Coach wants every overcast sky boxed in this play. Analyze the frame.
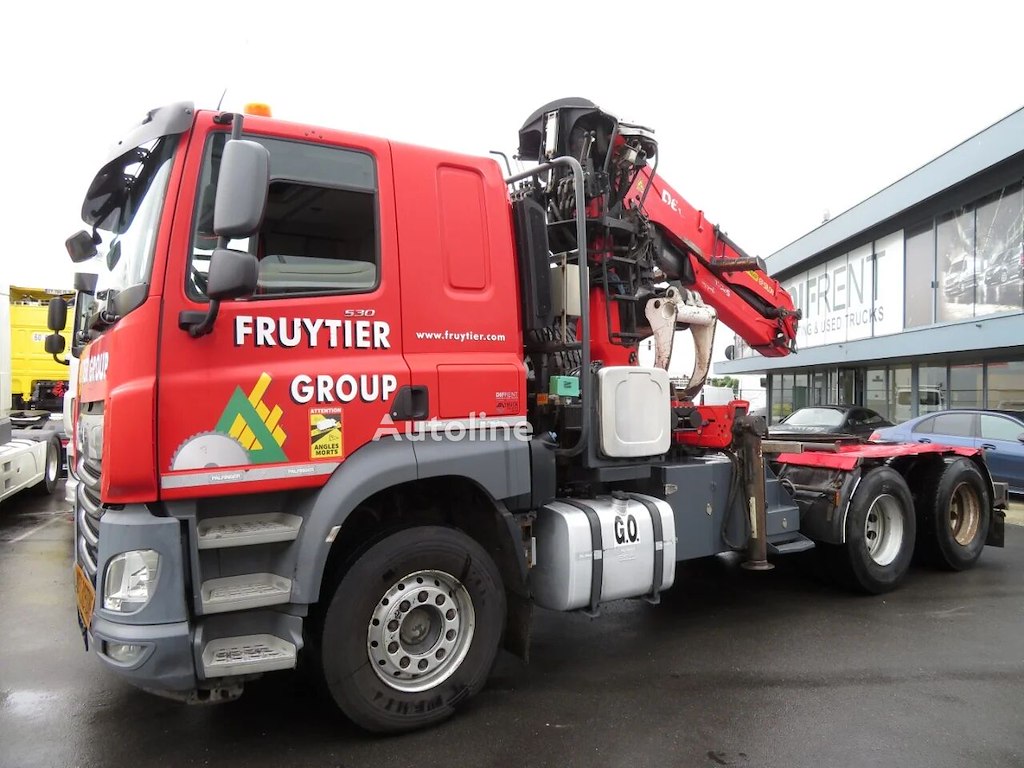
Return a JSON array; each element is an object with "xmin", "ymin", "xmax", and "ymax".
[{"xmin": 2, "ymin": 0, "xmax": 1021, "ymax": 391}]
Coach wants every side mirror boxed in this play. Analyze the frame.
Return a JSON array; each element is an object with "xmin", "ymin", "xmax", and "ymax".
[
  {"xmin": 65, "ymin": 230, "xmax": 99, "ymax": 263},
  {"xmin": 206, "ymin": 248, "xmax": 258, "ymax": 300},
  {"xmin": 213, "ymin": 139, "xmax": 271, "ymax": 238},
  {"xmin": 44, "ymin": 333, "xmax": 65, "ymax": 355},
  {"xmin": 47, "ymin": 297, "xmax": 68, "ymax": 331}
]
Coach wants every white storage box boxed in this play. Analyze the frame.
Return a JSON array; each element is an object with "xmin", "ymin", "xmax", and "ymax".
[{"xmin": 597, "ymin": 366, "xmax": 671, "ymax": 457}]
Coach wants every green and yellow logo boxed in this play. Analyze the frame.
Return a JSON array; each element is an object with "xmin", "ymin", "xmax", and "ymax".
[{"xmin": 215, "ymin": 373, "xmax": 288, "ymax": 464}]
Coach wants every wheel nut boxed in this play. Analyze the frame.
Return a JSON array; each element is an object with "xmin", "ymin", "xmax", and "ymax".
[
  {"xmin": 400, "ymin": 657, "xmax": 410, "ymax": 669},
  {"xmin": 418, "ymin": 591, "xmax": 428, "ymax": 603},
  {"xmin": 445, "ymin": 609, "xmax": 456, "ymax": 620},
  {"xmin": 418, "ymin": 659, "xmax": 428, "ymax": 671},
  {"xmin": 388, "ymin": 619, "xmax": 399, "ymax": 632},
  {"xmin": 388, "ymin": 641, "xmax": 399, "ymax": 654}
]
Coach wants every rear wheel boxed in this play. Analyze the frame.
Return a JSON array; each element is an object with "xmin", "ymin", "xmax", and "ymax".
[
  {"xmin": 837, "ymin": 467, "xmax": 916, "ymax": 593},
  {"xmin": 319, "ymin": 526, "xmax": 505, "ymax": 733},
  {"xmin": 32, "ymin": 437, "xmax": 60, "ymax": 496},
  {"xmin": 917, "ymin": 458, "xmax": 990, "ymax": 570}
]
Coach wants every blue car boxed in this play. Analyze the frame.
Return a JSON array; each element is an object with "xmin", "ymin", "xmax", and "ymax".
[{"xmin": 871, "ymin": 409, "xmax": 1024, "ymax": 495}]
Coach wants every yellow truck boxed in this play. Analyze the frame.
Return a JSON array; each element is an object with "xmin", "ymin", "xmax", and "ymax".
[
  {"xmin": 0, "ymin": 285, "xmax": 64, "ymax": 501},
  {"xmin": 10, "ymin": 285, "xmax": 74, "ymax": 411}
]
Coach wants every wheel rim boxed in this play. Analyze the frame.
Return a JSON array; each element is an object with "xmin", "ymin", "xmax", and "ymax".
[
  {"xmin": 864, "ymin": 493, "xmax": 904, "ymax": 566},
  {"xmin": 46, "ymin": 445, "xmax": 58, "ymax": 482},
  {"xmin": 948, "ymin": 482, "xmax": 981, "ymax": 546},
  {"xmin": 367, "ymin": 569, "xmax": 475, "ymax": 693}
]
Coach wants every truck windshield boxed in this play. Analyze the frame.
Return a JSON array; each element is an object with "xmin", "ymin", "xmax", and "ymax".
[{"xmin": 84, "ymin": 136, "xmax": 177, "ymax": 317}]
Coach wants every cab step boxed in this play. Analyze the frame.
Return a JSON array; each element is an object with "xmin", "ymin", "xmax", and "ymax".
[
  {"xmin": 200, "ymin": 573, "xmax": 292, "ymax": 614},
  {"xmin": 201, "ymin": 634, "xmax": 296, "ymax": 677},
  {"xmin": 196, "ymin": 513, "xmax": 302, "ymax": 550}
]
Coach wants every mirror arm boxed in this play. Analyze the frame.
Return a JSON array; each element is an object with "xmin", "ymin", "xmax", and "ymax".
[
  {"xmin": 53, "ymin": 354, "xmax": 70, "ymax": 367},
  {"xmin": 186, "ymin": 300, "xmax": 221, "ymax": 338}
]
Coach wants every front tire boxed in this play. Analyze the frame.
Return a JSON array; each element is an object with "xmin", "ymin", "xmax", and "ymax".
[
  {"xmin": 837, "ymin": 467, "xmax": 916, "ymax": 594},
  {"xmin": 917, "ymin": 458, "xmax": 990, "ymax": 571},
  {"xmin": 320, "ymin": 526, "xmax": 505, "ymax": 733},
  {"xmin": 32, "ymin": 437, "xmax": 60, "ymax": 496}
]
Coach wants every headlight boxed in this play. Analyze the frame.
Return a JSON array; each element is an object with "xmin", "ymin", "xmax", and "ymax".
[{"xmin": 103, "ymin": 550, "xmax": 160, "ymax": 613}]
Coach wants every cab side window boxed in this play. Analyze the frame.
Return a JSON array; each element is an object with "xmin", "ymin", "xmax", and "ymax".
[{"xmin": 188, "ymin": 132, "xmax": 378, "ymax": 299}]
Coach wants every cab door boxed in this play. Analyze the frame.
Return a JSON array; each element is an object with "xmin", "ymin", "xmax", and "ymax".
[
  {"xmin": 155, "ymin": 116, "xmax": 408, "ymax": 499},
  {"xmin": 391, "ymin": 143, "xmax": 525, "ymax": 423}
]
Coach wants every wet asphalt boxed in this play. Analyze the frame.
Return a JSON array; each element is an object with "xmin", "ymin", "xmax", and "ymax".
[{"xmin": 1, "ymin": 484, "xmax": 1023, "ymax": 768}]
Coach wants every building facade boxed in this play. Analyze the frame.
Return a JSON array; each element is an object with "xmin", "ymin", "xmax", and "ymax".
[{"xmin": 717, "ymin": 107, "xmax": 1024, "ymax": 424}]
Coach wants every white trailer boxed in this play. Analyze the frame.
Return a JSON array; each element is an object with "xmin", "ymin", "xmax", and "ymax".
[{"xmin": 0, "ymin": 284, "xmax": 61, "ymax": 503}]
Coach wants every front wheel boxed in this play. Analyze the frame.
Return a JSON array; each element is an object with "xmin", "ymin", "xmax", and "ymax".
[
  {"xmin": 836, "ymin": 467, "xmax": 917, "ymax": 594},
  {"xmin": 32, "ymin": 437, "xmax": 60, "ymax": 496},
  {"xmin": 320, "ymin": 526, "xmax": 505, "ymax": 733}
]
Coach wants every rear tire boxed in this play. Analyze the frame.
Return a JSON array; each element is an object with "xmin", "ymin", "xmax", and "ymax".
[
  {"xmin": 836, "ymin": 467, "xmax": 916, "ymax": 594},
  {"xmin": 917, "ymin": 458, "xmax": 990, "ymax": 571},
  {"xmin": 32, "ymin": 437, "xmax": 60, "ymax": 496},
  {"xmin": 319, "ymin": 526, "xmax": 505, "ymax": 733}
]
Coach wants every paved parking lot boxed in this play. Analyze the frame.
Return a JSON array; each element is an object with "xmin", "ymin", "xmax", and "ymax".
[{"xmin": 2, "ymin": 486, "xmax": 1023, "ymax": 768}]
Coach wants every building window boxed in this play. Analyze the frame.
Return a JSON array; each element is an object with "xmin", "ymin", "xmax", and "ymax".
[
  {"xmin": 866, "ymin": 368, "xmax": 888, "ymax": 420},
  {"xmin": 793, "ymin": 373, "xmax": 810, "ymax": 410},
  {"xmin": 936, "ymin": 207, "xmax": 976, "ymax": 323},
  {"xmin": 770, "ymin": 374, "xmax": 783, "ymax": 423},
  {"xmin": 975, "ymin": 185, "xmax": 1023, "ymax": 316},
  {"xmin": 918, "ymin": 365, "xmax": 947, "ymax": 417},
  {"xmin": 986, "ymin": 360, "xmax": 1024, "ymax": 410},
  {"xmin": 811, "ymin": 371, "xmax": 828, "ymax": 406},
  {"xmin": 891, "ymin": 366, "xmax": 912, "ymax": 422},
  {"xmin": 838, "ymin": 369, "xmax": 859, "ymax": 405},
  {"xmin": 950, "ymin": 364, "xmax": 982, "ymax": 409},
  {"xmin": 771, "ymin": 373, "xmax": 811, "ymax": 422},
  {"xmin": 904, "ymin": 224, "xmax": 934, "ymax": 327}
]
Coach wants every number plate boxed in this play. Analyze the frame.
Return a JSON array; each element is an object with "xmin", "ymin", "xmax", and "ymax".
[{"xmin": 74, "ymin": 563, "xmax": 96, "ymax": 630}]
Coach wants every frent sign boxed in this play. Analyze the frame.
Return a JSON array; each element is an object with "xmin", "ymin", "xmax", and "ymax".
[{"xmin": 781, "ymin": 231, "xmax": 904, "ymax": 349}]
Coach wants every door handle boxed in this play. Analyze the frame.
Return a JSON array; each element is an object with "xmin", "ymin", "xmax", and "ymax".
[
  {"xmin": 917, "ymin": 438, "xmax": 931, "ymax": 443},
  {"xmin": 391, "ymin": 386, "xmax": 429, "ymax": 420},
  {"xmin": 981, "ymin": 443, "xmax": 996, "ymax": 450}
]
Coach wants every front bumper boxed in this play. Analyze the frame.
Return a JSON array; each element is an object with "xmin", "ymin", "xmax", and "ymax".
[
  {"xmin": 90, "ymin": 616, "xmax": 197, "ymax": 691},
  {"xmin": 78, "ymin": 503, "xmax": 201, "ymax": 693}
]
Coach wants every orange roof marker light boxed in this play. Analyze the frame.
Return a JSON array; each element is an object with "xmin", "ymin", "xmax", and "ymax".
[{"xmin": 243, "ymin": 103, "xmax": 272, "ymax": 117}]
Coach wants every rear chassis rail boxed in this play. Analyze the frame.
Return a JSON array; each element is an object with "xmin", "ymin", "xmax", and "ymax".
[{"xmin": 766, "ymin": 439, "xmax": 1007, "ymax": 548}]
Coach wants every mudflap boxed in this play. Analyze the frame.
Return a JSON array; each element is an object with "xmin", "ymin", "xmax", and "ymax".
[
  {"xmin": 987, "ymin": 481, "xmax": 1008, "ymax": 548},
  {"xmin": 503, "ymin": 592, "xmax": 533, "ymax": 663}
]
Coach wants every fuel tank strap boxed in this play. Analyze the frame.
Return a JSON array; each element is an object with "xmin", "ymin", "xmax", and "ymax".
[
  {"xmin": 559, "ymin": 499, "xmax": 604, "ymax": 616},
  {"xmin": 626, "ymin": 494, "xmax": 665, "ymax": 602}
]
